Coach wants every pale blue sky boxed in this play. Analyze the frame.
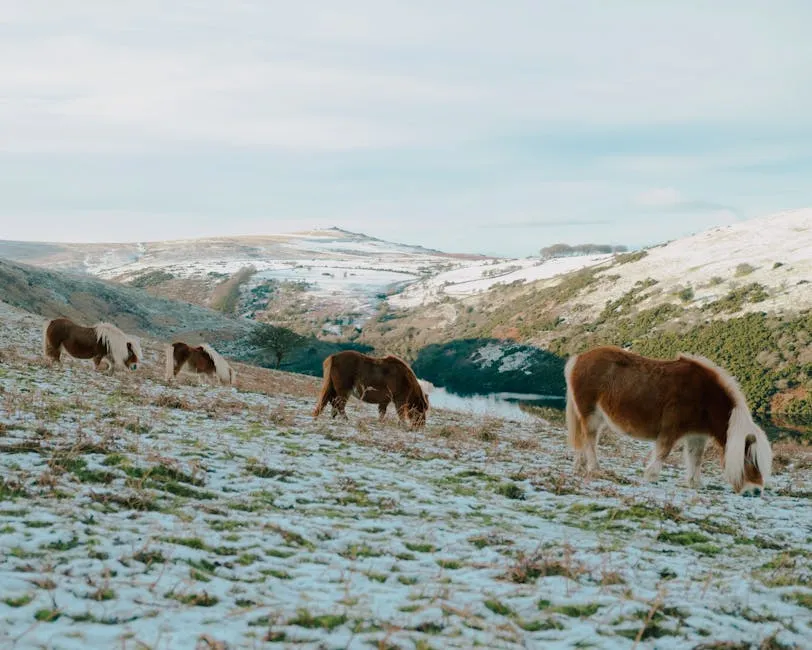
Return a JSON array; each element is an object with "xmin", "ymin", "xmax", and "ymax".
[{"xmin": 1, "ymin": 1, "xmax": 811, "ymax": 257}]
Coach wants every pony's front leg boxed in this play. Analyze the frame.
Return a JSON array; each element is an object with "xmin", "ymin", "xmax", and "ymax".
[
  {"xmin": 331, "ymin": 396, "xmax": 349, "ymax": 421},
  {"xmin": 378, "ymin": 402, "xmax": 389, "ymax": 422},
  {"xmin": 643, "ymin": 438, "xmax": 675, "ymax": 482},
  {"xmin": 682, "ymin": 435, "xmax": 707, "ymax": 488},
  {"xmin": 573, "ymin": 450, "xmax": 587, "ymax": 475}
]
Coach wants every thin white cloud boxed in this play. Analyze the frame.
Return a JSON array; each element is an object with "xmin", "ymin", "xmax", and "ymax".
[
  {"xmin": 1, "ymin": 2, "xmax": 812, "ymax": 153},
  {"xmin": 635, "ymin": 188, "xmax": 683, "ymax": 208}
]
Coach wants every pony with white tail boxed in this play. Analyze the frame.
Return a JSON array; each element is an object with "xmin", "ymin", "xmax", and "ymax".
[
  {"xmin": 43, "ymin": 317, "xmax": 142, "ymax": 374},
  {"xmin": 564, "ymin": 346, "xmax": 772, "ymax": 496},
  {"xmin": 165, "ymin": 341, "xmax": 235, "ymax": 386}
]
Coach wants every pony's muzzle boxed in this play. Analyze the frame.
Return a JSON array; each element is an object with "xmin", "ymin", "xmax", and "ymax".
[{"xmin": 741, "ymin": 483, "xmax": 763, "ymax": 497}]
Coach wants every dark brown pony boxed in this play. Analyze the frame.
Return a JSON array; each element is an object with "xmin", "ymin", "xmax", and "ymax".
[
  {"xmin": 564, "ymin": 346, "xmax": 772, "ymax": 496},
  {"xmin": 165, "ymin": 342, "xmax": 235, "ymax": 385},
  {"xmin": 43, "ymin": 317, "xmax": 142, "ymax": 374},
  {"xmin": 312, "ymin": 350, "xmax": 429, "ymax": 428}
]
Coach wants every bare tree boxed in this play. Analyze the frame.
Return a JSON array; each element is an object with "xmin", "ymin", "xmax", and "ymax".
[{"xmin": 248, "ymin": 324, "xmax": 305, "ymax": 368}]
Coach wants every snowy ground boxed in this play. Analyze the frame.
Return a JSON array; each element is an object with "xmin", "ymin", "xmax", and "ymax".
[
  {"xmin": 388, "ymin": 256, "xmax": 611, "ymax": 309},
  {"xmin": 1, "ymin": 302, "xmax": 810, "ymax": 650},
  {"xmin": 569, "ymin": 209, "xmax": 812, "ymax": 318}
]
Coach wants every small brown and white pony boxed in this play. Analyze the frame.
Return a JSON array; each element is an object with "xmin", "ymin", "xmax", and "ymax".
[
  {"xmin": 165, "ymin": 342, "xmax": 235, "ymax": 386},
  {"xmin": 564, "ymin": 346, "xmax": 773, "ymax": 496},
  {"xmin": 43, "ymin": 317, "xmax": 142, "ymax": 374},
  {"xmin": 313, "ymin": 350, "xmax": 430, "ymax": 428}
]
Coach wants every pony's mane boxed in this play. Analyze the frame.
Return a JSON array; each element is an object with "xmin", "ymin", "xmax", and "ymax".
[
  {"xmin": 383, "ymin": 354, "xmax": 428, "ymax": 410},
  {"xmin": 200, "ymin": 343, "xmax": 233, "ymax": 384},
  {"xmin": 94, "ymin": 322, "xmax": 141, "ymax": 368},
  {"xmin": 678, "ymin": 352, "xmax": 772, "ymax": 487},
  {"xmin": 384, "ymin": 354, "xmax": 421, "ymax": 387}
]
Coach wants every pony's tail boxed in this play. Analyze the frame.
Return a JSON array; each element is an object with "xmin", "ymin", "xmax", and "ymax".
[
  {"xmin": 564, "ymin": 355, "xmax": 584, "ymax": 451},
  {"xmin": 724, "ymin": 402, "xmax": 773, "ymax": 491},
  {"xmin": 164, "ymin": 344, "xmax": 175, "ymax": 382},
  {"xmin": 312, "ymin": 356, "xmax": 335, "ymax": 417},
  {"xmin": 42, "ymin": 320, "xmax": 57, "ymax": 360}
]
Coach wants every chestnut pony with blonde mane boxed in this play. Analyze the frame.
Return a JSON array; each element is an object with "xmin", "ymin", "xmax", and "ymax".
[
  {"xmin": 43, "ymin": 317, "xmax": 142, "ymax": 374},
  {"xmin": 165, "ymin": 342, "xmax": 235, "ymax": 385},
  {"xmin": 565, "ymin": 346, "xmax": 772, "ymax": 496},
  {"xmin": 313, "ymin": 350, "xmax": 429, "ymax": 428}
]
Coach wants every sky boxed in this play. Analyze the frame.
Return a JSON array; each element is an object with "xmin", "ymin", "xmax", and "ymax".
[{"xmin": 1, "ymin": 1, "xmax": 811, "ymax": 258}]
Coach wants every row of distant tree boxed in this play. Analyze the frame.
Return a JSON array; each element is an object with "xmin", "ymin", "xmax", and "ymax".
[{"xmin": 539, "ymin": 243, "xmax": 628, "ymax": 259}]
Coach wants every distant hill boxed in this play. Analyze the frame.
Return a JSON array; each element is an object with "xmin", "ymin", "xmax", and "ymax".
[
  {"xmin": 0, "ymin": 258, "xmax": 251, "ymax": 348},
  {"xmin": 360, "ymin": 209, "xmax": 812, "ymax": 427},
  {"xmin": 0, "ymin": 228, "xmax": 489, "ymax": 338}
]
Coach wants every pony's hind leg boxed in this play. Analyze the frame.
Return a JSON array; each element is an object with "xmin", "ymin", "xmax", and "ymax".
[
  {"xmin": 682, "ymin": 435, "xmax": 707, "ymax": 488},
  {"xmin": 579, "ymin": 412, "xmax": 602, "ymax": 476},
  {"xmin": 643, "ymin": 437, "xmax": 677, "ymax": 482},
  {"xmin": 378, "ymin": 402, "xmax": 389, "ymax": 422}
]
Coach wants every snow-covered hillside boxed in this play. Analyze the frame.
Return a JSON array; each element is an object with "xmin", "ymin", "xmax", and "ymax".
[
  {"xmin": 0, "ymin": 228, "xmax": 488, "ymax": 322},
  {"xmin": 569, "ymin": 208, "xmax": 812, "ymax": 318},
  {"xmin": 1, "ymin": 301, "xmax": 811, "ymax": 649},
  {"xmin": 390, "ymin": 255, "xmax": 612, "ymax": 309}
]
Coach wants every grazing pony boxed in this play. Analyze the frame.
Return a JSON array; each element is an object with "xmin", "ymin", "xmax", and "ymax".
[
  {"xmin": 43, "ymin": 317, "xmax": 142, "ymax": 374},
  {"xmin": 165, "ymin": 342, "xmax": 235, "ymax": 385},
  {"xmin": 312, "ymin": 350, "xmax": 430, "ymax": 428},
  {"xmin": 564, "ymin": 346, "xmax": 772, "ymax": 496}
]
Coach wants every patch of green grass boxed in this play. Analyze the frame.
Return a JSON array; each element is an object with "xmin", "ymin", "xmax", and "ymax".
[
  {"xmin": 436, "ymin": 559, "xmax": 462, "ymax": 570},
  {"xmin": 123, "ymin": 463, "xmax": 203, "ymax": 486},
  {"xmin": 468, "ymin": 533, "xmax": 513, "ymax": 549},
  {"xmin": 133, "ymin": 549, "xmax": 166, "ymax": 565},
  {"xmin": 88, "ymin": 587, "xmax": 115, "ymax": 601},
  {"xmin": 782, "ymin": 592, "xmax": 812, "ymax": 609},
  {"xmin": 3, "ymin": 594, "xmax": 33, "ymax": 607},
  {"xmin": 288, "ymin": 609, "xmax": 347, "ymax": 630},
  {"xmin": 23, "ymin": 520, "xmax": 53, "ymax": 529},
  {"xmin": 247, "ymin": 463, "xmax": 294, "ymax": 480},
  {"xmin": 266, "ymin": 548, "xmax": 296, "ymax": 559},
  {"xmin": 657, "ymin": 530, "xmax": 710, "ymax": 546},
  {"xmin": 237, "ymin": 553, "xmax": 261, "ymax": 566},
  {"xmin": 495, "ymin": 482, "xmax": 526, "ymax": 500},
  {"xmin": 517, "ymin": 619, "xmax": 563, "ymax": 631},
  {"xmin": 189, "ymin": 569, "xmax": 211, "ymax": 582},
  {"xmin": 0, "ymin": 479, "xmax": 27, "ymax": 499},
  {"xmin": 163, "ymin": 536, "xmax": 207, "ymax": 550},
  {"xmin": 735, "ymin": 535, "xmax": 783, "ymax": 550},
  {"xmin": 43, "ymin": 536, "xmax": 80, "ymax": 551},
  {"xmin": 34, "ymin": 608, "xmax": 61, "ymax": 622},
  {"xmin": 340, "ymin": 543, "xmax": 383, "ymax": 559},
  {"xmin": 365, "ymin": 571, "xmax": 389, "ymax": 583},
  {"xmin": 405, "ymin": 541, "xmax": 437, "ymax": 553},
  {"xmin": 550, "ymin": 603, "xmax": 601, "ymax": 618},
  {"xmin": 187, "ymin": 558, "xmax": 218, "ymax": 573},
  {"xmin": 691, "ymin": 543, "xmax": 722, "ymax": 556},
  {"xmin": 52, "ymin": 457, "xmax": 115, "ymax": 484},
  {"xmin": 398, "ymin": 575, "xmax": 419, "ymax": 586},
  {"xmin": 167, "ymin": 591, "xmax": 219, "ymax": 607},
  {"xmin": 260, "ymin": 568, "xmax": 293, "ymax": 580},
  {"xmin": 265, "ymin": 523, "xmax": 313, "ymax": 549},
  {"xmin": 484, "ymin": 599, "xmax": 514, "ymax": 616}
]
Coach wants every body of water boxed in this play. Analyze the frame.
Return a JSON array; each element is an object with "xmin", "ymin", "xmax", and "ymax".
[{"xmin": 427, "ymin": 386, "xmax": 565, "ymax": 422}]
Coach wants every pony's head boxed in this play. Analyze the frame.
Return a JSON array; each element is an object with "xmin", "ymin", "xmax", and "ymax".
[
  {"xmin": 125, "ymin": 341, "xmax": 140, "ymax": 371},
  {"xmin": 407, "ymin": 388, "xmax": 430, "ymax": 429},
  {"xmin": 722, "ymin": 401, "xmax": 773, "ymax": 496}
]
